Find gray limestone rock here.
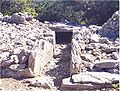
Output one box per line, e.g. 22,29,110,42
2,15,11,23
93,60,119,69
98,11,119,40
100,45,118,54
61,72,120,90
72,72,120,84
11,13,26,24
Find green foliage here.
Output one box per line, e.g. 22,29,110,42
16,0,37,16
0,0,119,25
0,0,22,15
35,0,54,13
36,0,119,25
0,0,37,16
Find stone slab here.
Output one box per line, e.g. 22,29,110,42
61,72,120,90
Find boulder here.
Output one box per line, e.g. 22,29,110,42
11,13,26,24
0,12,3,17
70,39,82,75
98,11,119,40
89,25,102,33
1,63,34,78
28,52,41,76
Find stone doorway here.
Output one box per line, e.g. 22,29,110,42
55,31,73,44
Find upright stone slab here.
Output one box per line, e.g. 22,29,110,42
28,32,55,76
70,38,82,75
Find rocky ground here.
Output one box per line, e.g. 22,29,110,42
0,44,71,91
0,11,119,91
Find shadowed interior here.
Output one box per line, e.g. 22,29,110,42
55,31,73,44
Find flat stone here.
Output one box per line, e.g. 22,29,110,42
72,72,120,83
81,53,96,62
28,80,52,89
105,68,119,74
61,72,120,90
23,77,54,89
93,60,119,69
61,78,113,90
100,45,118,53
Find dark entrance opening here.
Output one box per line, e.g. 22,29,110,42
55,31,72,44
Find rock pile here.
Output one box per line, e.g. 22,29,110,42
0,11,119,90
61,11,119,90
0,12,55,78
